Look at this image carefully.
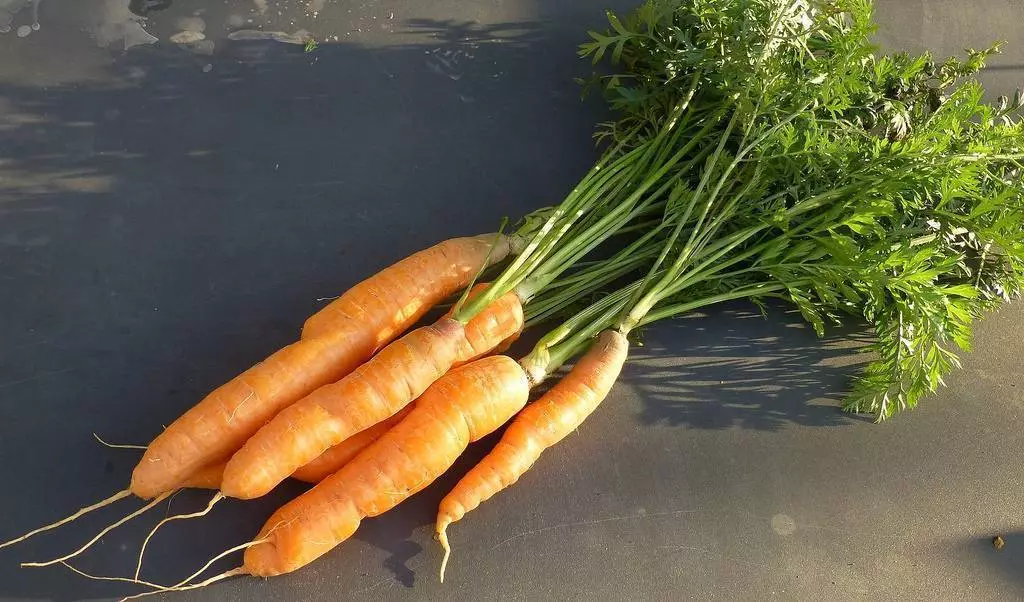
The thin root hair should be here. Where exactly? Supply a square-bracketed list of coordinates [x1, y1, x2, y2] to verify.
[0, 489, 132, 550]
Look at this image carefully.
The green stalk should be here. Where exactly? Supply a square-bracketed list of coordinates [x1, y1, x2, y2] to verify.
[524, 221, 673, 325]
[452, 142, 650, 321]
[635, 282, 791, 327]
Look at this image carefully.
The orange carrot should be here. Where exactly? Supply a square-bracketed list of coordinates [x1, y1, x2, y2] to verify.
[168, 412, 414, 489]
[133, 234, 514, 500]
[120, 356, 529, 591]
[220, 288, 524, 500]
[243, 355, 530, 576]
[177, 461, 227, 490]
[436, 330, 629, 581]
[290, 405, 413, 484]
[449, 283, 523, 366]
[302, 235, 516, 341]
[0, 234, 512, 553]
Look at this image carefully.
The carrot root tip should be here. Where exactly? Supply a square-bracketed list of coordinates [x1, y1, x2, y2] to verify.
[93, 433, 147, 450]
[21, 492, 169, 568]
[117, 567, 246, 601]
[438, 521, 452, 584]
[135, 491, 221, 580]
[0, 488, 132, 551]
[59, 560, 167, 589]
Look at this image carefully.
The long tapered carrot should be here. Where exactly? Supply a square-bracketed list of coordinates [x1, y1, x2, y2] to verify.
[242, 355, 530, 576]
[220, 287, 524, 499]
[1, 234, 513, 553]
[435, 330, 629, 581]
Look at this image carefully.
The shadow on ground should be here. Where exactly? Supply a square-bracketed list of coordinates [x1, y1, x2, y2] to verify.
[624, 302, 874, 431]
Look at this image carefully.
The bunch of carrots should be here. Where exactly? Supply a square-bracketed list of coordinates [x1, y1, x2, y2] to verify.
[3, 0, 1024, 596]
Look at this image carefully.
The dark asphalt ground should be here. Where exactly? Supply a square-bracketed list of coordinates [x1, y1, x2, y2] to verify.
[0, 1, 1022, 600]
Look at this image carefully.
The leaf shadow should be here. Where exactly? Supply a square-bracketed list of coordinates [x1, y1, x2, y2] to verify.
[624, 301, 876, 431]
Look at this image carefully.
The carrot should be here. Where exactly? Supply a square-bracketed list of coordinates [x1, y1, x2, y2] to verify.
[436, 330, 629, 581]
[134, 234, 515, 500]
[290, 405, 413, 484]
[123, 356, 528, 590]
[177, 461, 227, 490]
[302, 235, 516, 341]
[245, 355, 529, 576]
[220, 287, 524, 500]
[448, 283, 524, 366]
[163, 411, 414, 490]
[1, 233, 512, 555]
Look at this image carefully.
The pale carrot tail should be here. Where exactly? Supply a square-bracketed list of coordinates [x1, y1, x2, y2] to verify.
[60, 560, 167, 590]
[438, 517, 453, 583]
[134, 492, 223, 580]
[0, 489, 132, 550]
[118, 568, 246, 602]
[92, 433, 147, 450]
[21, 493, 171, 568]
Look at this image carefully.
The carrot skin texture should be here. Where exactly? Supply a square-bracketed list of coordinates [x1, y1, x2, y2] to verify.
[178, 461, 227, 490]
[130, 234, 509, 500]
[437, 330, 629, 535]
[290, 405, 413, 484]
[222, 290, 523, 500]
[243, 355, 530, 577]
[302, 234, 512, 342]
[450, 287, 524, 367]
[131, 332, 360, 499]
[291, 286, 522, 485]
[179, 410, 415, 489]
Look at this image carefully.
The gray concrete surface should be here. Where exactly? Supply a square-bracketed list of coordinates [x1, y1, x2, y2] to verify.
[0, 1, 1021, 600]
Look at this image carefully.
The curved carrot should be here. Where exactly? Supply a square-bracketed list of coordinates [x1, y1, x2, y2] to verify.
[435, 330, 629, 581]
[290, 405, 413, 484]
[131, 234, 512, 500]
[243, 355, 530, 576]
[221, 289, 524, 499]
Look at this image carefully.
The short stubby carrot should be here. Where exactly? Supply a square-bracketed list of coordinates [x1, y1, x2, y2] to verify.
[131, 234, 512, 500]
[435, 330, 629, 580]
[290, 405, 413, 484]
[242, 355, 530, 576]
[221, 289, 524, 500]
[302, 234, 514, 342]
